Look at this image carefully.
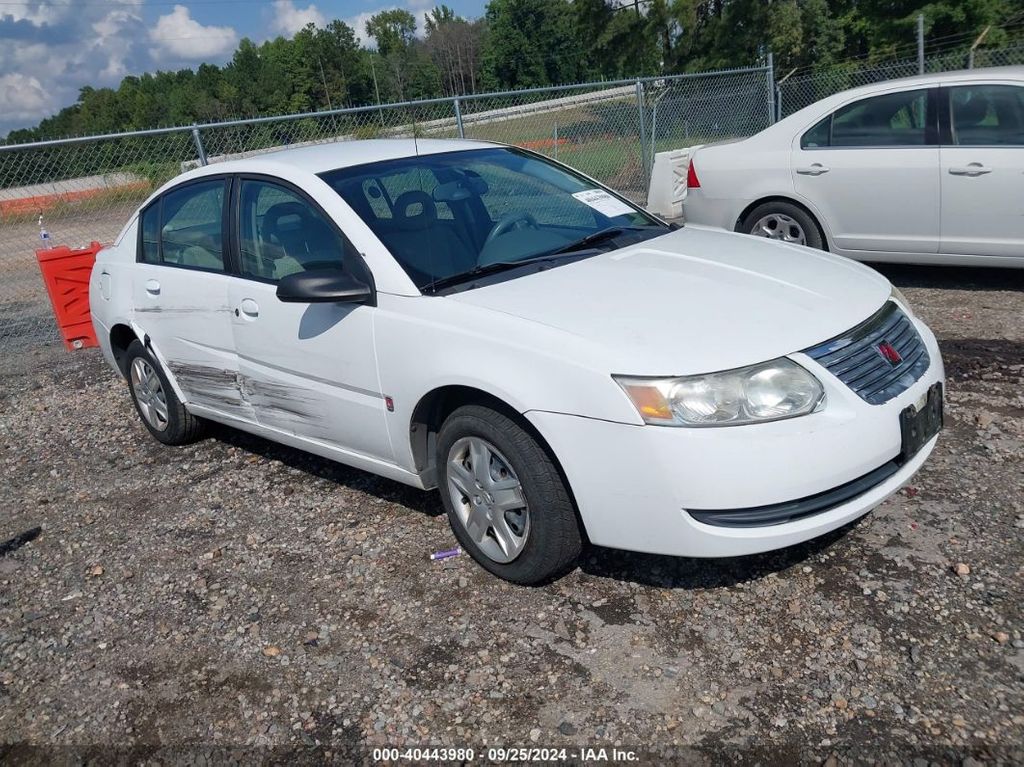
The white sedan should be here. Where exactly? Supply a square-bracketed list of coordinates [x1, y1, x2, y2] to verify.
[683, 66, 1024, 266]
[90, 139, 944, 583]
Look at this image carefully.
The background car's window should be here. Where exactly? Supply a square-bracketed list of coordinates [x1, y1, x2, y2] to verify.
[238, 180, 352, 281]
[800, 115, 831, 149]
[139, 202, 160, 263]
[321, 147, 659, 289]
[950, 84, 1024, 146]
[830, 89, 929, 147]
[158, 180, 226, 270]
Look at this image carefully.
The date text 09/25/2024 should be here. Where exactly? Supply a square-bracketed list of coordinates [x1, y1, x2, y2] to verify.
[372, 746, 640, 762]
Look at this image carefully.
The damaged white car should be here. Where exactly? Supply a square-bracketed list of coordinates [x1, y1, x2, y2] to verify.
[91, 140, 944, 584]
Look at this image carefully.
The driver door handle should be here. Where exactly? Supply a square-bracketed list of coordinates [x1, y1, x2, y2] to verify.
[144, 279, 160, 296]
[796, 163, 830, 176]
[948, 163, 992, 177]
[239, 298, 259, 319]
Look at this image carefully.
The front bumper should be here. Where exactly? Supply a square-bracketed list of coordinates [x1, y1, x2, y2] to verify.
[526, 313, 944, 558]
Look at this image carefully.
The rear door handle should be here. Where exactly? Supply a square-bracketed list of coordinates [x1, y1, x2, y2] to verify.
[796, 163, 830, 176]
[948, 163, 992, 176]
[238, 298, 260, 319]
[144, 279, 160, 296]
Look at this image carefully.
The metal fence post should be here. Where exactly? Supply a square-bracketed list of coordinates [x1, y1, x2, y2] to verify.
[917, 14, 925, 74]
[635, 79, 649, 190]
[453, 97, 465, 139]
[766, 52, 776, 125]
[191, 126, 208, 166]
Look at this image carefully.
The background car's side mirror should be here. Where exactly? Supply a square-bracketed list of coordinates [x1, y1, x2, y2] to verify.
[276, 268, 373, 304]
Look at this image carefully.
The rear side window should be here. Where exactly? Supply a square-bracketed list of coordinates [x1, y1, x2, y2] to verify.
[831, 89, 929, 147]
[805, 89, 931, 148]
[800, 116, 831, 149]
[950, 84, 1024, 146]
[139, 203, 160, 263]
[138, 179, 226, 271]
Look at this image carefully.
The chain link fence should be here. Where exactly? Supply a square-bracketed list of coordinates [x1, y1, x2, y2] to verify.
[0, 65, 773, 355]
[778, 42, 1024, 118]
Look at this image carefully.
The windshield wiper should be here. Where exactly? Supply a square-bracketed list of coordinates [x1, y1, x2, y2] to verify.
[425, 225, 669, 294]
[426, 253, 581, 293]
[546, 225, 666, 257]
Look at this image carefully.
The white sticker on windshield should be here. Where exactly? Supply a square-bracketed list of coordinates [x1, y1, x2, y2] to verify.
[572, 189, 635, 218]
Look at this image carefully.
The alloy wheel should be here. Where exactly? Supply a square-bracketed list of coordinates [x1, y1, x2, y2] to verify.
[750, 212, 807, 246]
[130, 357, 170, 432]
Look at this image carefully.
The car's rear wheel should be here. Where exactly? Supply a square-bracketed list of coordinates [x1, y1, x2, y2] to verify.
[436, 405, 582, 584]
[741, 201, 825, 250]
[124, 340, 204, 445]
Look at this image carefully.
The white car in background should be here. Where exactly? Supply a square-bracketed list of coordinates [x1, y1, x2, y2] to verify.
[683, 66, 1024, 266]
[91, 139, 944, 584]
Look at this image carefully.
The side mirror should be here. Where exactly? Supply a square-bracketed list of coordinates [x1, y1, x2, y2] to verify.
[276, 268, 373, 304]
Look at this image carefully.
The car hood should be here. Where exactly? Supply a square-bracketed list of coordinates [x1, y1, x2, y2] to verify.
[449, 226, 892, 375]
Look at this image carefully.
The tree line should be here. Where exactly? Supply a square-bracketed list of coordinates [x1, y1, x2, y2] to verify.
[6, 0, 1020, 143]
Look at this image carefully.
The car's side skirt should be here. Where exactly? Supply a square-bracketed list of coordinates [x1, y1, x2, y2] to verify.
[187, 403, 427, 490]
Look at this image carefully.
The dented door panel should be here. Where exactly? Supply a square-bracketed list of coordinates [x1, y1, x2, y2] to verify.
[227, 278, 393, 461]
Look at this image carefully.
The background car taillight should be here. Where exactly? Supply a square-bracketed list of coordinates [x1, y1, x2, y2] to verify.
[686, 160, 701, 189]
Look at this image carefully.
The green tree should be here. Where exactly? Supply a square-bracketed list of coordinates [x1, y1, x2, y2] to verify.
[481, 0, 585, 89]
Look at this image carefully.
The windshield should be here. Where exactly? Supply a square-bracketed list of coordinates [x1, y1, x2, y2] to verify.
[319, 147, 667, 291]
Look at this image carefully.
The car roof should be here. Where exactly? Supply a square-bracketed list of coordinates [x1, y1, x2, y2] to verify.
[764, 65, 1024, 135]
[822, 65, 1024, 101]
[181, 138, 500, 181]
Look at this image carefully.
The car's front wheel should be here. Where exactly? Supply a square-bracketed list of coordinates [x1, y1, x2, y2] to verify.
[124, 340, 204, 445]
[740, 201, 825, 250]
[436, 405, 582, 584]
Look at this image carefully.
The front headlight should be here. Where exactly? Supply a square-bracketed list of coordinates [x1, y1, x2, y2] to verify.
[615, 358, 824, 427]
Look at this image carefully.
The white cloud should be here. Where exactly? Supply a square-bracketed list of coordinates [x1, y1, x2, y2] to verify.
[346, 11, 375, 46]
[150, 5, 237, 61]
[0, 73, 57, 123]
[271, 0, 326, 36]
[345, 3, 430, 48]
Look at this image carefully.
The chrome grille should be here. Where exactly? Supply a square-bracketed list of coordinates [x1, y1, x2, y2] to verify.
[803, 301, 929, 405]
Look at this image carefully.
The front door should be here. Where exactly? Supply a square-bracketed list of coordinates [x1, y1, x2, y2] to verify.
[227, 176, 392, 461]
[792, 86, 940, 254]
[940, 82, 1024, 259]
[132, 177, 253, 421]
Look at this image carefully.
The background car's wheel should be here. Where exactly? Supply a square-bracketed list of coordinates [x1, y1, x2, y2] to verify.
[124, 340, 204, 445]
[740, 201, 825, 250]
[436, 405, 582, 585]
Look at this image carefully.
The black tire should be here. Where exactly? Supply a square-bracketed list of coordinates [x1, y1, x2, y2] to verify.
[739, 201, 826, 250]
[124, 340, 205, 445]
[436, 405, 582, 585]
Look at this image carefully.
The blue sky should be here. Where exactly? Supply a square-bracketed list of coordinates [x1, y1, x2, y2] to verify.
[0, 0, 488, 136]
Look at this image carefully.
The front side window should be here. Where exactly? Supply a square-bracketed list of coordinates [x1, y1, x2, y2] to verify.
[829, 89, 930, 147]
[237, 179, 354, 281]
[157, 180, 226, 270]
[320, 148, 664, 291]
[950, 84, 1024, 146]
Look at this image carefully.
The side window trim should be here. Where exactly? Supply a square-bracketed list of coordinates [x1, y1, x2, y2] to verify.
[230, 173, 376, 294]
[135, 175, 231, 273]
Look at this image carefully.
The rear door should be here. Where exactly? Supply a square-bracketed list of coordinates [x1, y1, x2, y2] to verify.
[792, 86, 940, 254]
[226, 176, 392, 460]
[132, 177, 253, 421]
[939, 81, 1024, 259]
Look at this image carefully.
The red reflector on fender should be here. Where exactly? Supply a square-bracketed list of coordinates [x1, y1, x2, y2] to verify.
[686, 160, 701, 189]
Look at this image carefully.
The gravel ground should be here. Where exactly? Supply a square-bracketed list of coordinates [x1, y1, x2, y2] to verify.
[1, 264, 1022, 765]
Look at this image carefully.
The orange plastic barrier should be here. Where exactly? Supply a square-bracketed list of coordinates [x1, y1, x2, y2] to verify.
[35, 242, 104, 351]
